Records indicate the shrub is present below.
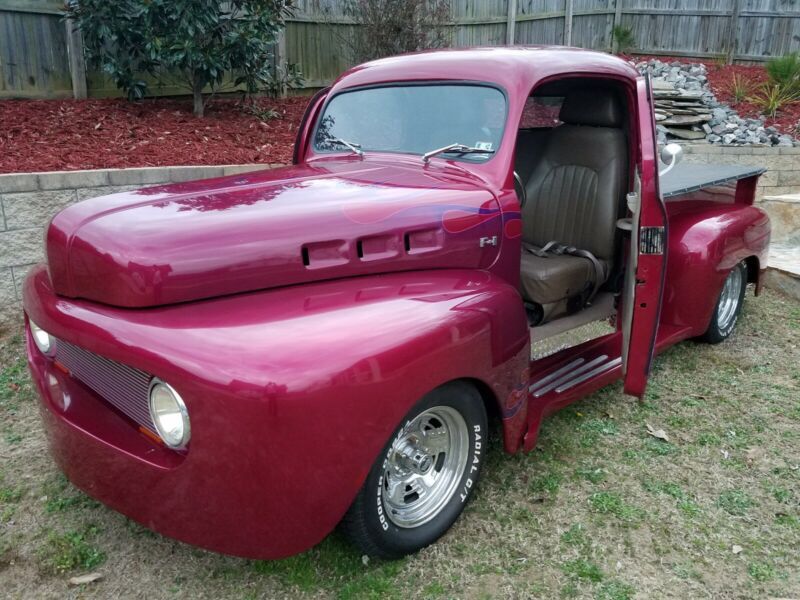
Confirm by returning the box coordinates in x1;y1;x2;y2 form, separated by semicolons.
612;25;635;54
728;73;753;104
65;0;294;117
263;62;305;99
766;52;800;90
333;0;452;64
238;61;305;119
748;82;800;118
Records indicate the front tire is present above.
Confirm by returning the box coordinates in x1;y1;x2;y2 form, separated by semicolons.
699;261;747;344
341;381;488;558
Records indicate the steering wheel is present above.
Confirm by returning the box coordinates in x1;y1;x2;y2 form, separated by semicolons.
513;171;527;208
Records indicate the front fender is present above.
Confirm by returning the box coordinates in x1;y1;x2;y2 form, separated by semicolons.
24;267;528;558
661;203;770;335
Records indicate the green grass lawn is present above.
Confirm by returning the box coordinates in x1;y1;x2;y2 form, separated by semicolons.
1;289;798;599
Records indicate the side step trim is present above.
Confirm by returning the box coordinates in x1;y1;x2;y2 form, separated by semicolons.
532;355;609;398
529;358;585;394
554;357;623;394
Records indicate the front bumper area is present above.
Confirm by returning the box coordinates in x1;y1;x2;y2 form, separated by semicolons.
27;324;333;559
22;265;381;559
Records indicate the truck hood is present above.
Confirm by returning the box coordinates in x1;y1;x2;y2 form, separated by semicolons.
46;158;503;308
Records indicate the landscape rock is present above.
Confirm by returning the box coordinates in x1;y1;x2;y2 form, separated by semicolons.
661;114;712;126
666;128;706;140
634;58;797;147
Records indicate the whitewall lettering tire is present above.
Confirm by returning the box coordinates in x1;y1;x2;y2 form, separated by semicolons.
341;381;488;558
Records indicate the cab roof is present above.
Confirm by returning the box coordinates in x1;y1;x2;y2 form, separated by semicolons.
331;46;641;97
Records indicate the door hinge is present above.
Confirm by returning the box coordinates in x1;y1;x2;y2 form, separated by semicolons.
640;227;665;255
479;236;498;248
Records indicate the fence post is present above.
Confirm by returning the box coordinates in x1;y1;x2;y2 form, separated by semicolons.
612;0;624;52
564;0;574;46
726;0;741;64
275;28;288;97
506;0;517;45
65;19;87;100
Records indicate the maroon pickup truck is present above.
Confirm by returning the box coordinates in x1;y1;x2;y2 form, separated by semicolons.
23;47;770;559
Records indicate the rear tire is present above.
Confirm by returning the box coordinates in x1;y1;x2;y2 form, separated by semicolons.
340;381;487;559
699;261;747;344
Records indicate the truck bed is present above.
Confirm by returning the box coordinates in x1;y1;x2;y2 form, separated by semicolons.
660;163;765;199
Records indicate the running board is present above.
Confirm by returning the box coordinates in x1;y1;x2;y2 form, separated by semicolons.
529;355;622;398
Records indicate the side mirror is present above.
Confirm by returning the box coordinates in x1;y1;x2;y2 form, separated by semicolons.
658;143;683;177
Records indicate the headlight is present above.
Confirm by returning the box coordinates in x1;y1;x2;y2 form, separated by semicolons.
29;319;53;354
148;379;190;449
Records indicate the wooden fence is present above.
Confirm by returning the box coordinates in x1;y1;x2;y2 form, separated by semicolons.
2;0;799;99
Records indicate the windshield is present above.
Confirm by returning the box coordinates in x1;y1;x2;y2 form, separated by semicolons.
313;84;507;162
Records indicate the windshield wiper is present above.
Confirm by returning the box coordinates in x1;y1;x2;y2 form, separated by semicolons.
323;136;363;157
422;143;495;164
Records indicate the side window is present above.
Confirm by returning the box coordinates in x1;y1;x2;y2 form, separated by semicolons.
519;96;564;129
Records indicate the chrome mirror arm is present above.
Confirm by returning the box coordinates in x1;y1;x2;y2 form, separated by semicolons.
658;142;683;177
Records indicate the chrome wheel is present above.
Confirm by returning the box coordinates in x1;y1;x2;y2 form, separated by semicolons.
382;406;470;528
717;266;744;331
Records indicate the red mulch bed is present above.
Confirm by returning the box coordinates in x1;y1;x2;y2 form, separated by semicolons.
629;54;800;135
0;96;309;174
703;62;800;134
3;57;799;175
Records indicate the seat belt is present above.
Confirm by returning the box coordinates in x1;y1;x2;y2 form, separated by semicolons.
522;241;608;304
522;240;560;258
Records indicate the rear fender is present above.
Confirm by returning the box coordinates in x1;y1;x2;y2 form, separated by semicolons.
661;203;770;335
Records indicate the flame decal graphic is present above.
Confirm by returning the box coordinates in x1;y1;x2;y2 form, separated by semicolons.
342;201;506;235
441;209;502;234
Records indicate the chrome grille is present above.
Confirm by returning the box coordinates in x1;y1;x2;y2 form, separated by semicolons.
54;339;156;432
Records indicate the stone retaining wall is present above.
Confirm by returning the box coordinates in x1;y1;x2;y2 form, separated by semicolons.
680;143;800;201
0;164;274;333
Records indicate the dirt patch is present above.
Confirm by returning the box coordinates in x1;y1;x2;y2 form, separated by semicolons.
0;289;798;599
0;97;309;174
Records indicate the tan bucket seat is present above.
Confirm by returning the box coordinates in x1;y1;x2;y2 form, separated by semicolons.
520;87;627;322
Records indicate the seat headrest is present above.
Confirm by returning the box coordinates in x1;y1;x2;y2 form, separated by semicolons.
559;88;623;128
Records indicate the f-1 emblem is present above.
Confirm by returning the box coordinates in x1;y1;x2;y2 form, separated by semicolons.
479;236;498;248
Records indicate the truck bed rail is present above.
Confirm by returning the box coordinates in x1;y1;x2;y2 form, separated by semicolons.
660;163;765;199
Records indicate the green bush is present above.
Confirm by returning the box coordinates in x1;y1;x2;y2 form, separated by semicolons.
336;0;452;64
65;0;294;117
728;73;753;104
766;52;800;90
612;25;635;54
747;82;800;118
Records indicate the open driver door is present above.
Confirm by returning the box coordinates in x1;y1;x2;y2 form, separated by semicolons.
621;75;669;398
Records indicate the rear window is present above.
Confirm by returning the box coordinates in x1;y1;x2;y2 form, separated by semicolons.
520;97;563;129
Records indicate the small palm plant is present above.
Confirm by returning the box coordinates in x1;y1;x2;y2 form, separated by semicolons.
728;74;753;104
744;53;800;118
747;83;800;118
612;26;635;54
766;52;800;91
